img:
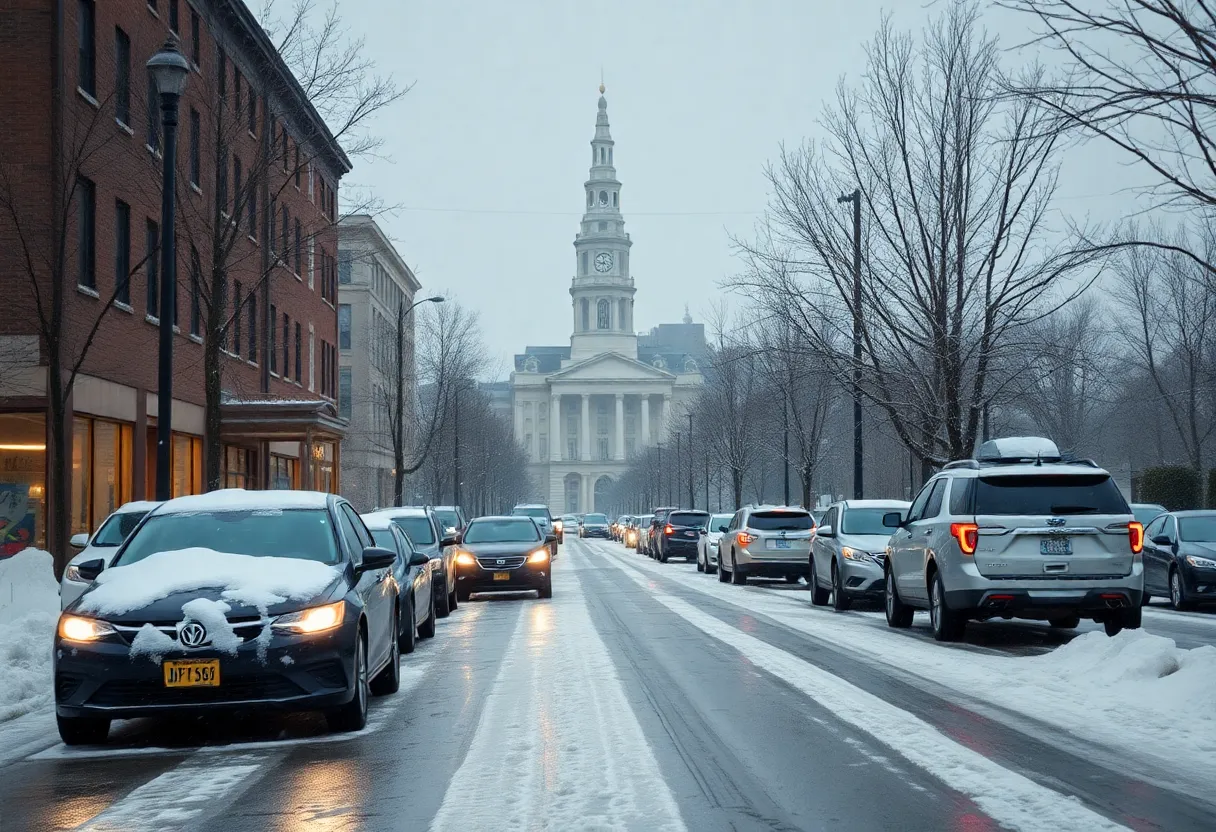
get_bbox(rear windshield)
[749,511,813,531]
[1180,516,1216,542]
[585,513,608,524]
[1132,505,1166,526]
[92,510,150,546]
[390,516,434,545]
[709,515,732,532]
[974,475,1129,516]
[842,508,898,535]
[464,518,541,543]
[669,512,709,527]
[513,507,551,520]
[116,509,339,565]
[433,509,461,529]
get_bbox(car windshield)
[389,516,435,545]
[841,508,898,535]
[370,529,399,552]
[749,511,813,531]
[585,513,608,524]
[464,518,542,543]
[433,510,460,530]
[708,515,731,533]
[513,507,550,521]
[669,511,709,527]
[91,510,150,547]
[1133,505,1166,526]
[974,475,1128,515]
[115,509,340,566]
[1179,515,1216,542]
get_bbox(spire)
[683,305,693,325]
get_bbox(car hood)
[463,541,545,557]
[71,578,344,625]
[1181,542,1216,558]
[834,533,892,553]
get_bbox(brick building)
[0,0,350,556]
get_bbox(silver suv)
[883,437,1144,641]
[811,499,910,611]
[718,505,814,585]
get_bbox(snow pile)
[0,549,60,722]
[79,548,339,616]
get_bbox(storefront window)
[310,442,335,493]
[70,416,133,536]
[170,434,202,497]
[270,455,297,489]
[223,446,256,489]
[0,413,47,555]
[71,418,91,535]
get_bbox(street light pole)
[148,42,189,502]
[838,187,864,500]
[392,295,444,506]
[687,412,694,509]
[674,431,681,507]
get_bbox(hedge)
[1138,466,1202,511]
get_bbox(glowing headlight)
[527,548,550,564]
[271,600,346,634]
[1185,555,1216,569]
[841,547,876,563]
[454,551,477,567]
[554,521,564,533]
[57,615,117,642]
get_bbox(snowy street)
[2,537,1215,831]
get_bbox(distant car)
[512,504,557,555]
[1141,510,1216,610]
[1130,503,1167,528]
[655,510,710,563]
[634,514,654,554]
[580,513,611,539]
[717,505,814,585]
[61,501,162,609]
[810,500,910,610]
[453,515,556,601]
[54,490,400,745]
[431,505,468,536]
[361,513,437,652]
[366,507,459,617]
[646,507,679,556]
[696,513,733,574]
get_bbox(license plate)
[1041,537,1072,555]
[684,531,696,538]
[493,572,511,581]
[772,539,792,549]
[163,659,220,688]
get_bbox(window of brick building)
[295,323,302,381]
[282,313,291,379]
[114,199,130,304]
[247,292,257,361]
[190,9,200,66]
[145,219,159,316]
[77,1,95,97]
[232,281,241,353]
[114,28,130,125]
[76,176,95,290]
[188,108,200,186]
[190,246,201,336]
[270,305,278,374]
[168,0,178,33]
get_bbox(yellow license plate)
[163,659,220,687]
[493,572,511,581]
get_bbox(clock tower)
[569,85,637,362]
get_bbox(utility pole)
[656,442,663,507]
[687,412,695,509]
[838,188,864,499]
[674,431,681,507]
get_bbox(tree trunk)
[204,336,224,490]
[46,362,70,579]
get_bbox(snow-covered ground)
[0,549,60,722]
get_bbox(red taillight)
[950,522,979,555]
[1128,521,1144,554]
[664,524,674,535]
[737,531,756,547]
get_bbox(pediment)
[548,352,674,382]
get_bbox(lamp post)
[687,412,694,509]
[148,41,189,502]
[837,187,863,500]
[392,295,443,506]
[674,431,681,507]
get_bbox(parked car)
[717,505,814,584]
[453,515,556,600]
[883,436,1143,641]
[54,490,400,745]
[1141,510,1216,610]
[61,501,161,609]
[696,513,733,574]
[431,505,468,536]
[810,500,910,611]
[646,507,679,556]
[365,506,459,617]
[511,504,557,555]
[632,515,653,552]
[580,513,611,539]
[655,510,710,563]
[560,514,579,544]
[361,513,437,652]
[1130,503,1167,528]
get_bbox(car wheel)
[1048,616,1080,629]
[399,595,417,654]
[730,554,747,586]
[718,554,730,583]
[706,554,718,576]
[885,569,913,628]
[538,581,553,599]
[1141,593,1152,607]
[1170,567,1194,611]
[696,551,705,572]
[1107,604,1143,636]
[57,714,110,746]
[809,559,830,606]
[831,563,852,611]
[929,571,965,642]
[659,548,669,563]
[435,572,452,618]
[456,586,471,604]
[418,591,437,639]
[327,633,369,733]
[449,585,459,612]
[371,615,401,696]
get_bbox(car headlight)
[454,551,477,567]
[841,547,876,563]
[554,521,564,533]
[58,615,117,642]
[1185,555,1216,569]
[527,548,550,564]
[271,600,346,634]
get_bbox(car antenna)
[1034,453,1042,467]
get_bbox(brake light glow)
[737,531,757,547]
[950,522,979,555]
[664,524,674,535]
[1128,521,1144,554]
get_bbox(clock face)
[595,252,613,272]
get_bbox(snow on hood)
[78,548,341,617]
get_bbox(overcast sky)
[349,0,1139,377]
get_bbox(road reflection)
[273,757,361,832]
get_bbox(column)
[550,394,562,461]
[580,394,591,461]
[660,393,672,443]
[529,402,538,462]
[640,395,650,447]
[614,393,625,460]
[514,400,524,446]
[582,473,591,512]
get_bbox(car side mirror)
[545,532,557,544]
[358,546,396,573]
[817,524,835,538]
[69,533,89,549]
[408,551,430,567]
[882,512,904,529]
[75,559,105,581]
[440,533,460,548]
[1151,534,1172,546]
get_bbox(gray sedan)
[810,499,909,611]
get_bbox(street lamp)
[837,188,863,500]
[148,40,189,502]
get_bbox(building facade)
[0,0,348,556]
[337,215,421,512]
[509,89,704,513]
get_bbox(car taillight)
[1128,521,1144,554]
[737,531,756,546]
[950,523,978,555]
[664,524,674,535]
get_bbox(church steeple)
[569,86,636,362]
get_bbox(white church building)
[509,87,705,513]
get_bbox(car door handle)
[922,529,933,536]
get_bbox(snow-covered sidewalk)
[0,549,60,723]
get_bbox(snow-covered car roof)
[840,499,910,509]
[152,489,332,515]
[360,513,400,530]
[113,500,163,514]
[366,506,429,518]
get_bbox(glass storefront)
[223,446,256,489]
[172,434,203,497]
[70,416,134,537]
[0,413,47,555]
[271,455,298,489]
[311,441,336,493]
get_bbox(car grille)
[299,659,348,690]
[477,555,526,569]
[88,675,305,707]
[112,618,266,647]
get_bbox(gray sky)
[352,0,1137,376]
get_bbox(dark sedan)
[54,491,401,745]
[453,516,556,601]
[1142,510,1216,610]
[580,513,611,539]
[366,507,460,618]
[362,513,438,653]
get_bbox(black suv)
[655,510,710,563]
[646,507,679,557]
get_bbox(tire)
[1113,604,1143,634]
[718,556,730,583]
[1048,616,1080,629]
[327,633,369,733]
[417,592,437,639]
[435,571,452,618]
[809,559,830,606]
[929,571,965,642]
[370,616,401,696]
[1141,593,1152,607]
[659,548,669,563]
[696,551,705,572]
[730,554,747,586]
[832,563,852,611]
[538,581,553,599]
[1103,618,1124,636]
[57,714,110,746]
[399,595,417,655]
[706,554,717,576]
[885,569,914,628]
[784,575,800,584]
[1170,568,1194,611]
[456,586,471,604]
[448,586,459,612]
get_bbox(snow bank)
[0,549,60,722]
[79,548,339,616]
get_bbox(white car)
[60,500,161,609]
[696,513,733,575]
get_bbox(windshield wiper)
[1049,504,1098,514]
